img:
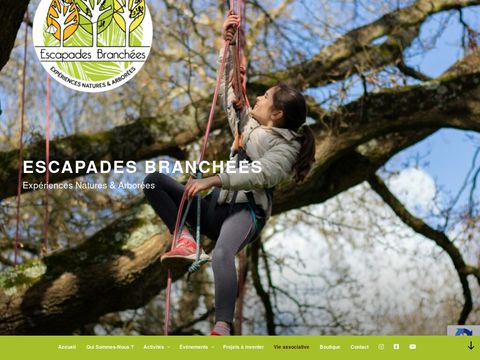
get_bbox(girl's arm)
[218,46,237,135]
[219,13,250,136]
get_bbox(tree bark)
[0,203,174,334]
[1,64,479,201]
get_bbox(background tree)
[0,0,479,335]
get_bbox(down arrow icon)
[468,341,474,350]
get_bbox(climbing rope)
[14,10,52,264]
[14,12,30,267]
[163,0,248,336]
[42,74,51,257]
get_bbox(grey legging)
[143,172,256,324]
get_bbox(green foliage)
[0,261,47,290]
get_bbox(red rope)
[163,0,247,335]
[14,13,29,267]
[42,75,51,257]
[231,0,249,110]
[163,0,249,335]
[232,0,249,335]
[240,0,250,108]
[163,40,232,336]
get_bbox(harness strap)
[207,187,221,229]
[227,144,271,242]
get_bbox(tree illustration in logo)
[75,0,114,47]
[114,0,145,47]
[46,0,79,47]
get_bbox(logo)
[455,328,473,336]
[33,0,153,92]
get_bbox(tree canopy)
[0,0,479,335]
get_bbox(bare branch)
[397,58,433,81]
[368,174,479,324]
[169,307,214,335]
[251,0,480,90]
[250,239,276,335]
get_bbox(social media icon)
[409,344,416,350]
[378,344,384,350]
[393,344,400,350]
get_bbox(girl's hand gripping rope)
[184,176,222,199]
[222,11,239,43]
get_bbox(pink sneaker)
[161,235,210,269]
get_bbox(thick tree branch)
[368,174,479,324]
[250,0,480,91]
[1,61,478,202]
[273,129,439,215]
[273,50,480,213]
[304,71,480,188]
[0,111,214,200]
[0,202,201,334]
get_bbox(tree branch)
[2,54,479,202]
[397,58,433,81]
[250,0,480,91]
[1,0,479,335]
[0,114,203,200]
[0,202,191,334]
[250,239,276,335]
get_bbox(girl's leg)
[211,208,256,326]
[143,172,217,238]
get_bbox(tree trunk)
[0,0,30,72]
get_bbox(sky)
[250,3,480,335]
[385,7,480,209]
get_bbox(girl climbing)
[143,12,316,336]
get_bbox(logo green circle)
[33,0,153,92]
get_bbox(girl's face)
[251,87,284,127]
